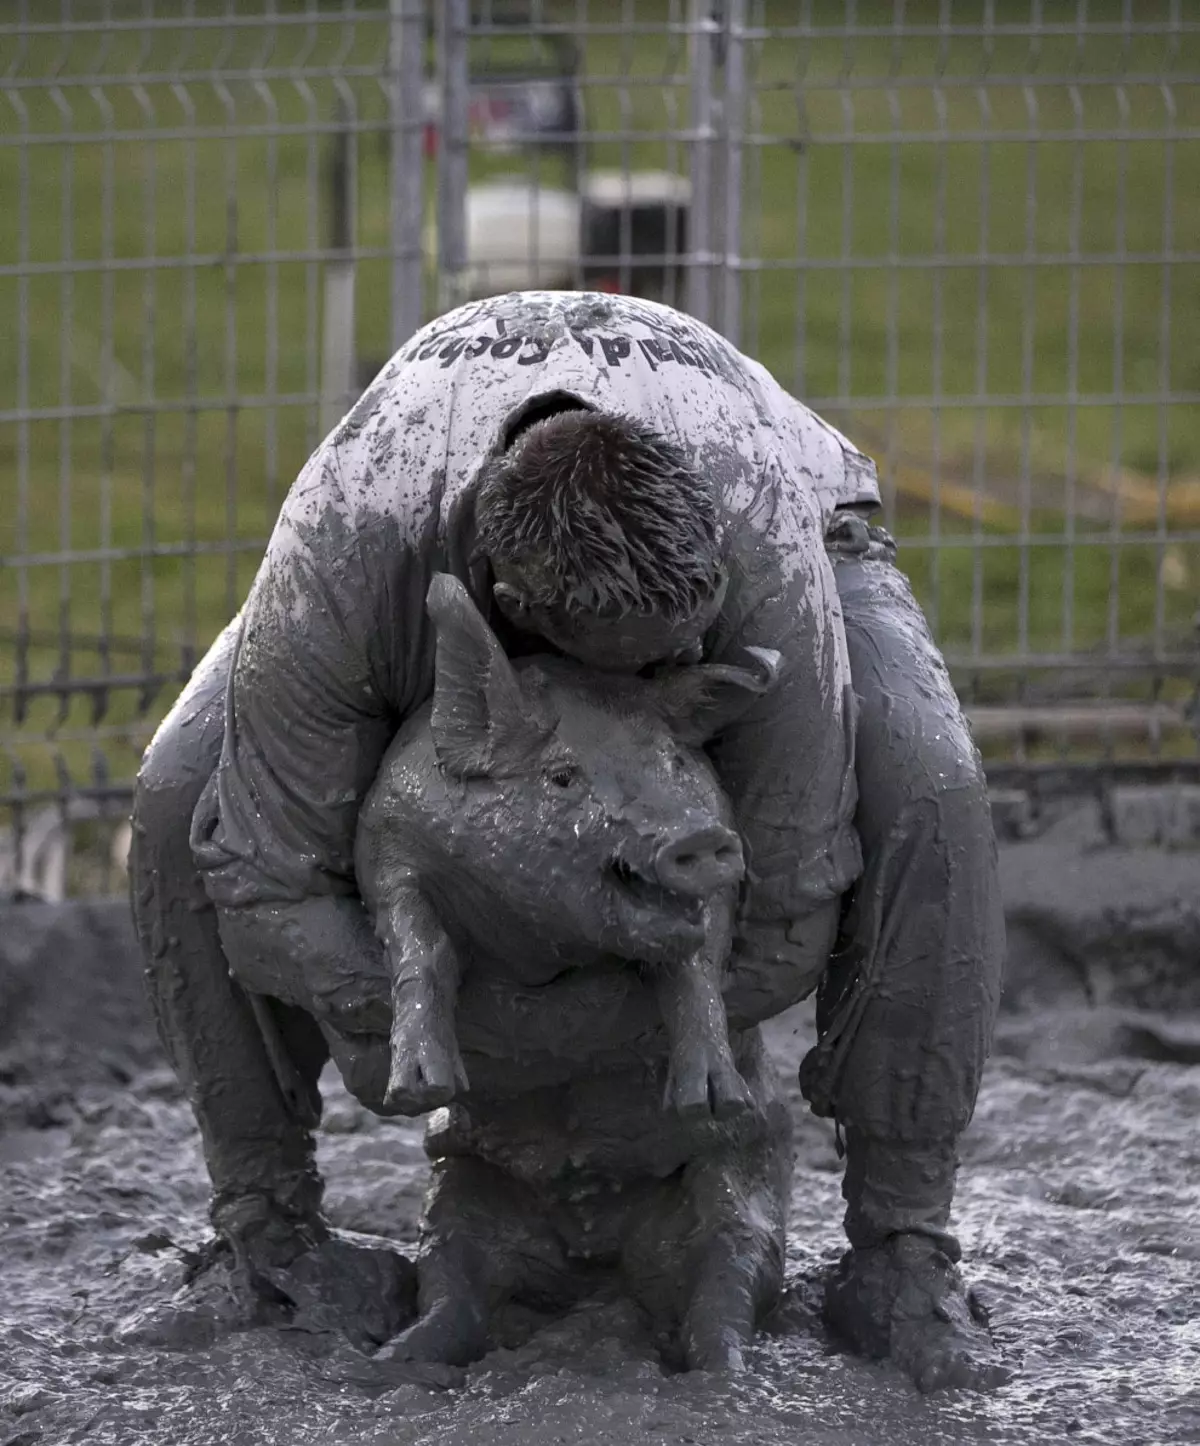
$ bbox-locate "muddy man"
[131,291,1007,1392]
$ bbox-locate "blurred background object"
[1,0,1198,896]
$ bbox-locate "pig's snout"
[653,822,744,897]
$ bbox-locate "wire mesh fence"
[2,0,1198,897]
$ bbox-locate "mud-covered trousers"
[803,517,1004,1258]
[129,527,1005,1260]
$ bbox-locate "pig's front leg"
[657,894,752,1121]
[376,884,469,1116]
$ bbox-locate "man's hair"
[475,409,721,622]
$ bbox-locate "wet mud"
[2,827,1198,1446]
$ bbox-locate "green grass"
[1,0,1198,802]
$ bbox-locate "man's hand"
[318,962,662,1112]
[723,910,837,1031]
[217,895,394,1037]
[309,977,393,1037]
[456,966,661,1070]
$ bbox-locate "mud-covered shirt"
[194,291,869,948]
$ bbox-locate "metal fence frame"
[2,0,1198,896]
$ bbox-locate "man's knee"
[132,621,237,886]
[133,735,212,878]
[817,554,1003,1071]
[131,727,222,979]
[835,556,991,857]
[858,728,993,891]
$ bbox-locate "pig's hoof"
[384,1041,469,1116]
[384,1076,456,1116]
[665,1062,753,1121]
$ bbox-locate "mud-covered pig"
[359,573,779,1124]
[354,574,794,1372]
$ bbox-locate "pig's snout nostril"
[653,826,744,896]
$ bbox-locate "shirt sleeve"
[707,459,863,938]
[192,442,399,910]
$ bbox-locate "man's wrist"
[725,906,839,1026]
[310,981,392,1036]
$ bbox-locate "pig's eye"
[547,762,581,789]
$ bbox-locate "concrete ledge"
[988,788,1036,841]
[1108,784,1200,849]
[990,785,1200,849]
[998,814,1200,1012]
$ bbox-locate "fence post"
[435,0,471,313]
[686,0,717,327]
[388,0,426,351]
[320,93,357,437]
[720,0,746,347]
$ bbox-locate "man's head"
[474,408,726,673]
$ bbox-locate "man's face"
[492,563,727,674]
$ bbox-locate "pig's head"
[422,573,780,965]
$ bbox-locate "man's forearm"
[723,899,839,1031]
[214,892,393,1034]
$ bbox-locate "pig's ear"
[425,573,543,776]
[650,646,782,747]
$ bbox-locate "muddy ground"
[1,811,1198,1446]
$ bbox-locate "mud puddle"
[1,900,1197,1446]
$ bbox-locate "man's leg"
[131,621,326,1265]
[801,521,1008,1391]
[130,625,411,1338]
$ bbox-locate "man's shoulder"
[745,364,881,522]
[307,358,503,570]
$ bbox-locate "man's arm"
[706,468,863,1026]
[191,445,400,1032]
